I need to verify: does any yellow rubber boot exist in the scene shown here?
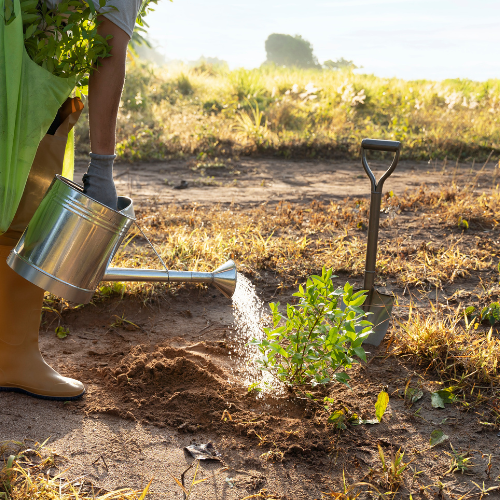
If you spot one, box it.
[0,245,85,400]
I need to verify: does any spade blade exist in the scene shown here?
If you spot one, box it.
[340,289,394,347]
[363,290,394,346]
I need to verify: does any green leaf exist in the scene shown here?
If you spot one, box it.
[55,326,69,339]
[429,429,448,447]
[464,306,476,316]
[375,390,389,422]
[247,382,262,393]
[328,409,346,429]
[334,372,350,385]
[348,295,366,307]
[24,23,37,39]
[21,12,40,24]
[353,345,366,362]
[406,387,423,404]
[430,388,455,409]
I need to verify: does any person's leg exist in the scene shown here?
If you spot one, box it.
[83,18,130,209]
[0,245,85,399]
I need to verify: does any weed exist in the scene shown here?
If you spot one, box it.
[110,314,140,331]
[370,445,413,493]
[390,305,500,392]
[444,445,473,474]
[466,302,500,326]
[322,470,387,499]
[234,100,269,144]
[55,326,69,339]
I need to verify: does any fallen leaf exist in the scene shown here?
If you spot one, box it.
[431,388,455,409]
[406,387,423,404]
[430,429,449,447]
[375,390,389,422]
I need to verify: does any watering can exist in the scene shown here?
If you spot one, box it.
[6,175,237,303]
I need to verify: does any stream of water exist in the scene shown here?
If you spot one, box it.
[230,273,284,396]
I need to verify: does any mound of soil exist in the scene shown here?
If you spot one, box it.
[80,338,339,463]
[88,344,232,430]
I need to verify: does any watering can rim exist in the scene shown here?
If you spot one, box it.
[54,175,136,221]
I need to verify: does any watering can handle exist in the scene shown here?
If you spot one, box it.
[361,139,401,193]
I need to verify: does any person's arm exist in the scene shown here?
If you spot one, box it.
[88,17,130,155]
[82,17,130,209]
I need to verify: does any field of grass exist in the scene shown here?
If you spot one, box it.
[75,63,500,161]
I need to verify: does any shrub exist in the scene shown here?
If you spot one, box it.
[250,267,372,390]
[177,73,193,96]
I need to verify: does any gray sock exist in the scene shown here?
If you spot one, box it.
[82,153,118,210]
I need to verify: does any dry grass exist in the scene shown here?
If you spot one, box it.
[389,304,500,390]
[41,182,500,317]
[0,440,151,500]
[107,183,499,289]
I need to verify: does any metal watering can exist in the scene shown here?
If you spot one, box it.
[7,175,237,303]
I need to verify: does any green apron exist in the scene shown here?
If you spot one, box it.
[0,0,76,235]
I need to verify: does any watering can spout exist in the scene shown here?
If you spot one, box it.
[102,259,238,299]
[212,259,238,298]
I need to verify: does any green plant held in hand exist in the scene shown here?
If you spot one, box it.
[249,267,373,389]
[16,0,114,89]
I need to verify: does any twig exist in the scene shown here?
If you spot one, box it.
[91,454,108,471]
[180,460,197,500]
[196,323,212,337]
[113,169,131,180]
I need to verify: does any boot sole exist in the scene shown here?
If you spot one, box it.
[0,386,85,401]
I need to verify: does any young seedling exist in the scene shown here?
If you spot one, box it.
[109,314,140,331]
[55,326,69,339]
[321,470,387,499]
[445,445,473,475]
[250,267,372,390]
[373,445,414,493]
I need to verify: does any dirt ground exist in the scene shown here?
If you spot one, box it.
[2,157,500,499]
[81,156,496,208]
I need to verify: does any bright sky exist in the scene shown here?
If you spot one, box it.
[145,0,500,81]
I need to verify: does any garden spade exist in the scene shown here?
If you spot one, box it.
[358,138,401,346]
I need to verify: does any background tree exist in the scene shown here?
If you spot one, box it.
[323,58,360,71]
[265,34,320,69]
